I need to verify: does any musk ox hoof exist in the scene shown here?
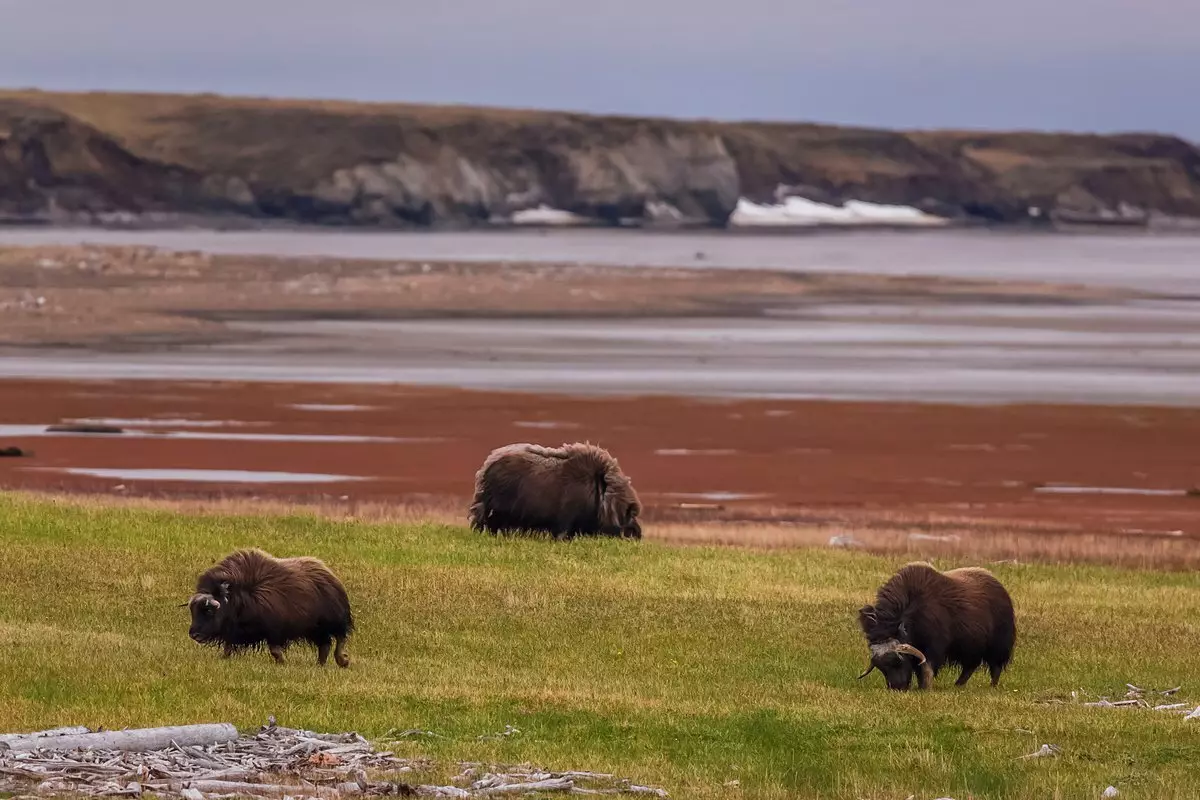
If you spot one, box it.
[335,654,350,668]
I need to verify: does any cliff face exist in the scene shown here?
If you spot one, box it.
[1,90,1198,228]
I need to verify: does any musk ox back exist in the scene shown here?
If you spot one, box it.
[857,561,1015,691]
[468,442,642,540]
[187,548,354,667]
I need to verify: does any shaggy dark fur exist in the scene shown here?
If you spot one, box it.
[857,561,1015,691]
[468,442,642,540]
[186,548,354,667]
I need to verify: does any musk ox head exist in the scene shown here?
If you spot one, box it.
[600,475,642,539]
[187,582,230,644]
[857,608,932,691]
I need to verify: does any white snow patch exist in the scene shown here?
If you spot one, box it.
[728,196,948,228]
[510,205,590,227]
[645,200,685,222]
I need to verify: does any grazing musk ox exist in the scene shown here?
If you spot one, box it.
[468,442,642,539]
[857,561,1015,691]
[186,548,354,667]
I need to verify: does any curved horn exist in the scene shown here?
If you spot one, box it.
[205,597,221,610]
[894,643,927,664]
[857,663,876,680]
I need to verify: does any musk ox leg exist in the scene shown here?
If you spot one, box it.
[268,644,287,664]
[317,639,332,666]
[955,662,980,687]
[988,663,1005,687]
[221,643,235,659]
[334,636,350,668]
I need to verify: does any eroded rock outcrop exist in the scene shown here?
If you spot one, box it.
[0,90,1197,228]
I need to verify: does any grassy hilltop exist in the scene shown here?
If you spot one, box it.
[2,494,1199,799]
[1,89,1198,227]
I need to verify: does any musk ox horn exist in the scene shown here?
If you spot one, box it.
[857,663,876,679]
[190,593,221,610]
[894,643,927,664]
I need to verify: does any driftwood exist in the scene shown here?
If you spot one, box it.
[0,727,90,745]
[5,724,238,754]
[0,721,669,799]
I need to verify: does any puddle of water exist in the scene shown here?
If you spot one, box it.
[33,467,370,484]
[1034,484,1190,497]
[1120,528,1185,537]
[288,404,380,412]
[512,421,581,430]
[0,424,437,444]
[65,417,262,428]
[664,491,770,501]
[0,424,113,438]
[655,448,738,456]
[909,532,961,542]
[151,431,433,444]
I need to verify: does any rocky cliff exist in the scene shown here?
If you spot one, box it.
[1,90,1198,228]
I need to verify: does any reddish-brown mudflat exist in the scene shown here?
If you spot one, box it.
[0,378,1196,540]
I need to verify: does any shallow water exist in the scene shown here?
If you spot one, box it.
[4,227,1200,294]
[4,228,1200,405]
[33,467,368,484]
[0,423,434,444]
[664,491,770,501]
[1034,485,1190,497]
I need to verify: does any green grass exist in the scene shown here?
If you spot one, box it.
[1,494,1199,799]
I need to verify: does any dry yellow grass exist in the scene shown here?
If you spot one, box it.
[23,490,1200,571]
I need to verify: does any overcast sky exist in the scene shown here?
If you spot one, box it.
[1,0,1196,139]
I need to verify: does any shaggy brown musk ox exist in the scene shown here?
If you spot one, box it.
[468,442,643,539]
[857,561,1015,691]
[187,548,354,667]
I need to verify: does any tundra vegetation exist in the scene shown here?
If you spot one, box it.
[1,493,1199,799]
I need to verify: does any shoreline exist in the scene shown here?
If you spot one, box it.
[0,243,1197,405]
[4,216,1200,235]
[0,377,1198,545]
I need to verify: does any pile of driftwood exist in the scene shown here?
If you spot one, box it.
[0,720,668,799]
[1039,684,1200,720]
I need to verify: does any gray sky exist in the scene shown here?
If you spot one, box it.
[1,0,1196,139]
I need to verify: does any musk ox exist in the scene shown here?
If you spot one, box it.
[186,548,354,667]
[468,442,642,540]
[857,561,1015,691]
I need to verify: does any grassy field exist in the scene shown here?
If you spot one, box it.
[2,494,1199,799]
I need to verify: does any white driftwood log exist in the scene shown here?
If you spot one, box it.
[6,724,238,753]
[171,779,331,796]
[0,726,91,745]
[476,777,574,794]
